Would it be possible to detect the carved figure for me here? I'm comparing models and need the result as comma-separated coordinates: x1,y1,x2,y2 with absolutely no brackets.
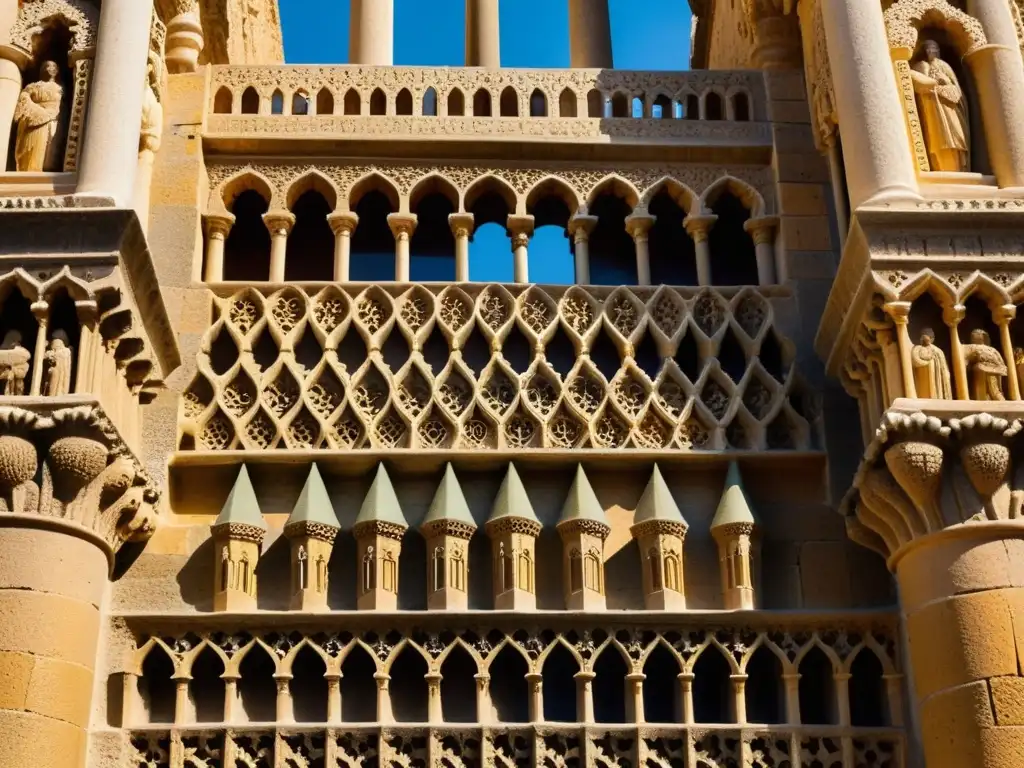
0,330,30,395
140,63,163,155
963,329,1006,401
13,61,65,172
911,40,970,173
911,328,952,400
43,330,73,397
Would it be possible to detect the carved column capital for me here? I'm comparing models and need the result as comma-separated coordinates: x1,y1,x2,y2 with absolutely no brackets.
567,214,599,243
683,213,718,243
882,301,912,324
625,212,656,242
262,210,296,236
506,214,535,240
327,210,359,236
995,303,1017,324
387,212,418,240
448,212,475,240
204,212,236,239
942,303,967,325
743,215,780,245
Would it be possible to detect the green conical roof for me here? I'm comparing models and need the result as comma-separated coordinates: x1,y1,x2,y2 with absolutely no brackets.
558,464,608,525
355,463,408,528
489,463,540,524
711,462,756,529
286,463,339,529
634,464,687,526
214,464,266,529
422,463,476,527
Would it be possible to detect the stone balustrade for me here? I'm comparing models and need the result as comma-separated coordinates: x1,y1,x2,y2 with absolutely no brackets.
204,66,769,149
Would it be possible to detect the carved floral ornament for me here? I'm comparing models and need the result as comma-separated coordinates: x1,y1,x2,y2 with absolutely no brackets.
842,410,1024,561
9,0,99,59
0,404,159,559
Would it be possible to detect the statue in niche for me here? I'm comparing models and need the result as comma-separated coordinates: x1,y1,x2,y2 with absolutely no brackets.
911,39,970,173
13,61,65,173
0,331,30,395
963,329,1007,401
42,330,72,396
911,328,952,400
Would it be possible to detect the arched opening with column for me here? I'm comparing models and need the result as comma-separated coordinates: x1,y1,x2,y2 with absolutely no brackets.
473,88,492,116
488,644,529,723
448,88,465,116
466,176,516,282
349,174,400,281
587,177,639,286
188,645,226,723
440,645,478,723
241,86,259,114
526,177,576,284
290,645,328,723
138,645,176,724
220,174,274,282
285,173,338,282
703,178,761,286
0,282,39,394
409,175,459,281
646,180,698,285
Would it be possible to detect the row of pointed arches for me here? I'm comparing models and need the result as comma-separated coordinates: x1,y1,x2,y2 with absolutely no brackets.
212,84,752,122
205,170,770,287
134,635,892,728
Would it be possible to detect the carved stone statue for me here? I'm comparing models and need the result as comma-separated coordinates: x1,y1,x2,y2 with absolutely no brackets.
911,328,952,400
911,40,970,173
0,330,30,395
43,330,73,397
13,61,65,173
139,63,163,155
963,329,1006,401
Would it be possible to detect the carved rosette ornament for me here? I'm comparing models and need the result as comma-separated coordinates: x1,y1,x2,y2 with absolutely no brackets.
842,409,1024,561
0,404,159,561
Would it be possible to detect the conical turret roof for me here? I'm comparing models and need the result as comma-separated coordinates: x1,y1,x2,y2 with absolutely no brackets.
286,463,339,530
355,463,408,529
488,463,540,525
214,464,266,529
422,463,476,528
711,462,756,530
558,464,608,526
634,464,687,527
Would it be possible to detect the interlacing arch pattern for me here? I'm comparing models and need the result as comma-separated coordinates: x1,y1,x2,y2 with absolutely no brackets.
180,285,820,453
205,163,773,219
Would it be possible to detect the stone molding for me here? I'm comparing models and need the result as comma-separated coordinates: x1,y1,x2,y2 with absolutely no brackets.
841,402,1024,561
0,400,159,560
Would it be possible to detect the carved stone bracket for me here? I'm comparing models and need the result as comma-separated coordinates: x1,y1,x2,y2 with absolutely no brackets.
841,402,1024,562
0,401,160,562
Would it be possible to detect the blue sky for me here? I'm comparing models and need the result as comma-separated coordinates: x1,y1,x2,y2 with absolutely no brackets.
279,0,692,69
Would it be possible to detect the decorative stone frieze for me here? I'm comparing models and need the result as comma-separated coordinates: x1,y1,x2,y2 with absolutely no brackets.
0,401,159,559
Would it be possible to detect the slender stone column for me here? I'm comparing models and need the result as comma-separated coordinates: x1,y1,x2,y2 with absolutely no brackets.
426,673,443,724
684,214,717,287
0,52,22,172
327,211,359,282
326,674,342,724
203,214,234,282
625,213,655,286
678,673,695,724
569,0,613,68
744,216,779,286
625,672,645,723
996,305,1020,400
526,672,543,722
507,214,534,284
375,673,393,723
350,0,394,66
575,671,596,723
819,0,920,208
882,302,917,399
568,214,598,284
944,304,970,400
466,0,501,67
387,213,417,282
449,213,475,281
263,211,295,283
29,301,48,396
76,0,155,206
782,673,801,724
475,673,492,723
730,674,748,724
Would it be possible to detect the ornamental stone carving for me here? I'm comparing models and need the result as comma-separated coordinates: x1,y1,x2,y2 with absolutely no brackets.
910,40,970,173
883,0,987,56
14,61,66,172
10,0,99,57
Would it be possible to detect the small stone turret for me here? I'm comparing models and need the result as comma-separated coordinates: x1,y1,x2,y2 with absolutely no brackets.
284,463,339,612
485,462,542,610
211,464,267,612
353,463,408,610
710,462,758,610
421,463,477,610
556,465,610,611
631,464,688,610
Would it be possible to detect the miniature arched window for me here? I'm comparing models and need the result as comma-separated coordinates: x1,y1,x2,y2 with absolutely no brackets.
705,92,724,120
410,191,456,281
431,546,446,592
584,548,602,593
527,190,573,285
0,287,39,396
542,643,578,722
344,88,360,115
270,89,285,115
422,87,438,116
593,647,627,723
292,90,310,115
685,94,699,119
396,88,413,116
189,646,225,723
382,550,397,593
341,644,377,721
653,94,672,119
611,92,629,117
290,645,328,723
241,86,260,114
139,646,176,724
316,88,334,115
663,551,682,592
238,643,277,723
296,544,309,590
569,548,583,593
390,647,429,723
286,190,334,281
799,647,837,725
441,644,477,723
350,190,396,281
361,546,375,593
45,288,80,395
529,88,547,117
745,646,784,724
643,644,680,723
473,88,492,116
587,89,603,117
518,550,533,592
560,88,577,117
732,92,750,121
850,649,889,727
648,547,663,590
631,96,644,117
224,189,272,281
467,188,514,282
588,194,636,285
500,86,518,117
449,546,466,591
369,88,386,116
649,190,697,285
448,88,465,116
692,647,732,723
708,191,758,286
214,86,233,114
498,543,515,591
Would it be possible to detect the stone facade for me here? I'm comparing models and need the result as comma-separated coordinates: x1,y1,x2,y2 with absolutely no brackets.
1,0,1023,766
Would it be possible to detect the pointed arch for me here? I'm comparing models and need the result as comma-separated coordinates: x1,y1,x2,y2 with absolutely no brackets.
487,641,530,723
586,174,640,210
541,641,579,722
369,87,387,115
341,643,378,722
237,641,278,723
884,0,987,55
500,86,519,116
396,87,413,116
10,0,99,57
349,171,401,212
592,643,629,723
473,88,492,116
316,88,334,115
464,174,518,214
138,641,177,724
285,169,339,211
559,87,578,117
188,644,226,723
344,87,361,115
216,170,275,214
640,176,698,215
529,87,548,117
525,176,581,216
440,643,479,722
702,88,725,120
409,173,460,213
447,87,466,116
214,86,233,114
390,644,429,722
699,176,766,217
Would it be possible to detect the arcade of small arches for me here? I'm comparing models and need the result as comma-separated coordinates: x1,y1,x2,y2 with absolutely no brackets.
202,170,778,290
127,625,900,731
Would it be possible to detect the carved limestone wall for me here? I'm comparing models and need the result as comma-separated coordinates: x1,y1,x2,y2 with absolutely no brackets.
180,285,819,453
